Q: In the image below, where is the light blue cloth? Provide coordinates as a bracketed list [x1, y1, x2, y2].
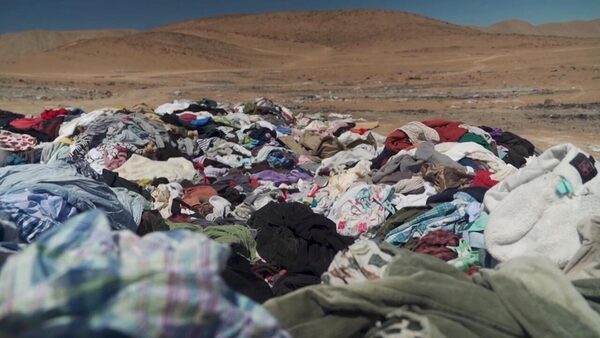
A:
[0, 162, 138, 237]
[3, 191, 77, 223]
[109, 127, 149, 146]
[384, 192, 476, 245]
[466, 201, 482, 223]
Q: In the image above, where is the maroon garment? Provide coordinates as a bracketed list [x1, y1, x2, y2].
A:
[414, 230, 460, 261]
[32, 116, 64, 141]
[422, 119, 467, 142]
[384, 129, 412, 154]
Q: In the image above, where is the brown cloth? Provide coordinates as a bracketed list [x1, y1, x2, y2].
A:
[420, 162, 473, 192]
[278, 135, 320, 162]
[301, 133, 344, 159]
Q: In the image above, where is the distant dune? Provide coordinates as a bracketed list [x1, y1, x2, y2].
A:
[0, 9, 597, 74]
[155, 9, 477, 48]
[477, 18, 600, 38]
[0, 29, 137, 60]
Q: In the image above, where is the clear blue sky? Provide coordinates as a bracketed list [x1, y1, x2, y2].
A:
[1, 0, 599, 33]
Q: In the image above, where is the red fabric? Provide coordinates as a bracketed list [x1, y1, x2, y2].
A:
[414, 230, 460, 261]
[466, 266, 480, 277]
[350, 128, 368, 135]
[422, 119, 467, 142]
[384, 129, 412, 154]
[471, 170, 499, 189]
[8, 108, 68, 131]
[40, 108, 68, 120]
[9, 117, 42, 130]
[178, 113, 197, 122]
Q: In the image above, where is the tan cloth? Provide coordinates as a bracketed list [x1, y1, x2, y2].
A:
[353, 121, 379, 130]
[400, 121, 440, 145]
[278, 135, 320, 162]
[115, 154, 197, 182]
[129, 103, 154, 115]
[301, 132, 345, 159]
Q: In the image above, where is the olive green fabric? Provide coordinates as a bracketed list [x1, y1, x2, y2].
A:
[265, 250, 600, 338]
[166, 222, 257, 262]
[200, 224, 257, 262]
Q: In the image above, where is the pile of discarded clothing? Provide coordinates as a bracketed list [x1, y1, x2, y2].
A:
[0, 98, 599, 338]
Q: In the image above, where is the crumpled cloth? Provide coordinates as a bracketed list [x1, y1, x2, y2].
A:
[0, 210, 288, 337]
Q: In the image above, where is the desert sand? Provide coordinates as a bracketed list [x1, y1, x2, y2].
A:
[0, 9, 598, 150]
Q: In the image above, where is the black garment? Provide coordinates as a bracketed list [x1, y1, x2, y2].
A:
[173, 101, 226, 116]
[151, 177, 170, 186]
[214, 172, 255, 192]
[426, 187, 488, 204]
[271, 273, 321, 297]
[480, 127, 535, 168]
[212, 183, 245, 206]
[136, 210, 169, 236]
[154, 142, 184, 161]
[160, 113, 194, 129]
[495, 131, 535, 168]
[247, 202, 354, 277]
[221, 253, 273, 303]
[248, 127, 277, 146]
[197, 124, 225, 139]
[0, 109, 24, 128]
[101, 169, 152, 200]
[371, 147, 395, 170]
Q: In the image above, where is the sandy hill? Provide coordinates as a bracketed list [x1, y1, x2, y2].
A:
[0, 29, 137, 60]
[3, 31, 287, 73]
[478, 18, 600, 37]
[0, 9, 593, 74]
[155, 9, 478, 48]
[0, 9, 485, 73]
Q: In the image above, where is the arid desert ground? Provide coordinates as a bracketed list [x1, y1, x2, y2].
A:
[1, 10, 598, 150]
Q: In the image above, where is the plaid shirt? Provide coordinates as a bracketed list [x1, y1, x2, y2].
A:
[384, 192, 476, 245]
[0, 200, 59, 243]
[0, 210, 288, 338]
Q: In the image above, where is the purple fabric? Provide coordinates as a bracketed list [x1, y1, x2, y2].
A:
[251, 170, 312, 185]
[488, 127, 503, 138]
